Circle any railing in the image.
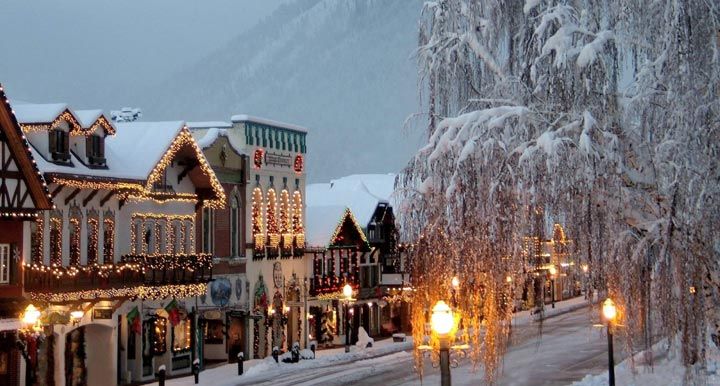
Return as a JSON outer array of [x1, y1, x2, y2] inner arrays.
[[24, 253, 213, 294], [309, 274, 358, 296]]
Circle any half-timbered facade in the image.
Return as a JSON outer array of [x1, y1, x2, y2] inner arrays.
[[11, 100, 225, 385], [0, 84, 53, 386]]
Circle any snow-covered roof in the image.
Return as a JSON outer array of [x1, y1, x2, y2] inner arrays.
[[306, 174, 397, 228], [187, 121, 233, 129], [192, 127, 246, 155], [74, 109, 103, 127], [13, 103, 69, 123], [305, 205, 349, 247], [30, 121, 185, 181], [230, 114, 308, 133]]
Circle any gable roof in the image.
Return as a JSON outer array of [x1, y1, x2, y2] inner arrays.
[[13, 103, 83, 134], [306, 174, 396, 228], [75, 109, 116, 135], [0, 84, 52, 212], [305, 205, 367, 248]]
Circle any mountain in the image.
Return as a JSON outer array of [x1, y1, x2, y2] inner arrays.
[[134, 0, 425, 182]]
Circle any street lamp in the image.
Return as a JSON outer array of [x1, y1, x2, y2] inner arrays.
[[602, 298, 617, 386], [431, 300, 454, 386], [20, 304, 42, 386], [343, 284, 354, 353], [548, 266, 557, 309]]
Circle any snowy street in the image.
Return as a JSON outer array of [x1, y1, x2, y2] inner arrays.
[[158, 302, 622, 386]]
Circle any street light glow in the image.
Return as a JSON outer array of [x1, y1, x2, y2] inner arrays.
[[451, 276, 460, 290], [431, 300, 454, 336], [22, 304, 41, 326], [70, 310, 84, 320], [343, 284, 353, 299], [548, 266, 557, 276], [602, 298, 617, 321]]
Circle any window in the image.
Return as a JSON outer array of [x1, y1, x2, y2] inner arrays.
[[230, 197, 239, 257], [49, 211, 63, 266], [30, 217, 43, 265], [0, 244, 10, 284], [202, 208, 214, 254], [69, 206, 82, 266], [87, 210, 99, 265], [204, 319, 224, 344], [49, 128, 70, 161], [86, 135, 105, 166], [172, 318, 191, 352], [103, 210, 115, 263]]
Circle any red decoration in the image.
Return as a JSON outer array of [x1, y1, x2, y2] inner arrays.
[[254, 149, 264, 169], [293, 155, 303, 174]]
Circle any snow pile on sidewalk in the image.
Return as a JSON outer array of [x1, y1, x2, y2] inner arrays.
[[571, 338, 720, 386], [156, 337, 412, 386]]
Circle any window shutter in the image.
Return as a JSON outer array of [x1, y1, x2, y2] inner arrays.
[[49, 130, 57, 153], [86, 136, 92, 158]]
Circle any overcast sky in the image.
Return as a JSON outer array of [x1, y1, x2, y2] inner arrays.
[[0, 0, 287, 106]]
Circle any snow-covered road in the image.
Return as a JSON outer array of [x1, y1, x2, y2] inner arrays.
[[156, 301, 620, 386]]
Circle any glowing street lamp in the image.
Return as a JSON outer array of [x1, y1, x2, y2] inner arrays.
[[450, 276, 460, 291], [602, 298, 617, 386], [431, 300, 454, 386], [548, 266, 557, 309], [22, 304, 41, 327]]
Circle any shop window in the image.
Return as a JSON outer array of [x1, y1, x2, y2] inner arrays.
[[146, 316, 167, 356], [172, 318, 191, 352], [204, 319, 224, 344]]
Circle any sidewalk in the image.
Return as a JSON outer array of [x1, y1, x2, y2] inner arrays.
[[512, 295, 593, 326]]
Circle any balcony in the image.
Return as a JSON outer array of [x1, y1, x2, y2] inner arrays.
[[24, 253, 213, 301], [309, 274, 358, 296]]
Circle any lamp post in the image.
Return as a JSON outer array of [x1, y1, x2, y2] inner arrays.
[[431, 300, 454, 386], [548, 266, 557, 309], [602, 298, 617, 386], [343, 284, 354, 353], [20, 304, 42, 386]]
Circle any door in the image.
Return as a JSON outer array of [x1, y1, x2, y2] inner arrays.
[[227, 315, 244, 362]]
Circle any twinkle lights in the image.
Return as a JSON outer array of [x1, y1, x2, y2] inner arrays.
[[31, 216, 44, 264], [69, 207, 82, 266], [26, 279, 209, 303], [87, 215, 99, 265], [266, 189, 279, 248], [252, 187, 265, 251], [292, 191, 304, 247], [330, 208, 369, 246], [144, 127, 226, 209], [20, 110, 85, 135], [87, 115, 116, 136], [49, 214, 63, 266], [103, 210, 115, 263], [254, 149, 264, 169], [280, 189, 292, 249]]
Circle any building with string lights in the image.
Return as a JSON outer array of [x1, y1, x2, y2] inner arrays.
[[1, 89, 226, 385], [305, 174, 410, 345], [190, 115, 308, 361], [0, 84, 54, 386]]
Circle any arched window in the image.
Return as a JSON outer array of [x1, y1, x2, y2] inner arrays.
[[103, 210, 115, 263], [87, 209, 99, 265], [69, 206, 82, 266], [49, 210, 63, 266], [252, 188, 264, 250], [266, 189, 279, 248], [30, 216, 44, 265], [202, 208, 214, 254], [230, 196, 239, 257]]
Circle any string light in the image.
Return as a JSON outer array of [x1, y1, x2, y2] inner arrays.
[[252, 187, 265, 253], [86, 115, 116, 136], [31, 216, 44, 264], [280, 189, 292, 252], [266, 189, 279, 248], [330, 208, 369, 246], [69, 207, 81, 266], [144, 127, 226, 209], [49, 214, 62, 266], [103, 211, 115, 263], [292, 191, 304, 249], [20, 110, 85, 136], [87, 216, 99, 265]]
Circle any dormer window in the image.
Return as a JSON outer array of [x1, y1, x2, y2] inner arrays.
[[49, 128, 70, 162], [86, 134, 106, 166]]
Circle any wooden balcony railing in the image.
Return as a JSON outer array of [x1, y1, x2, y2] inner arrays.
[[24, 253, 213, 295], [309, 273, 358, 296]]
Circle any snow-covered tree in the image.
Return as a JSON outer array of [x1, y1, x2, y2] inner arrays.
[[400, 0, 719, 382]]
